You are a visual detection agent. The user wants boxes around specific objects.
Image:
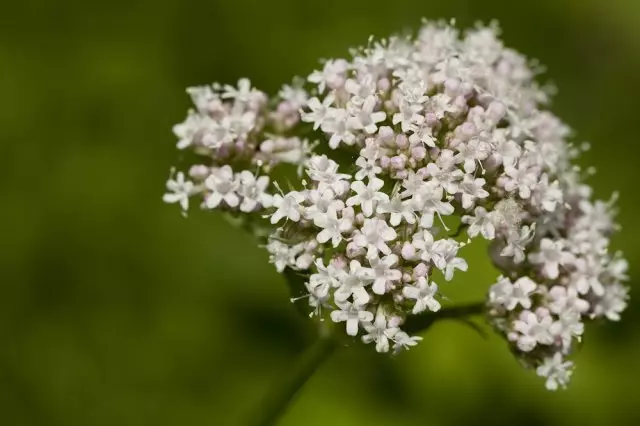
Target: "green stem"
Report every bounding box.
[403,301,486,334]
[248,332,338,426]
[248,301,485,425]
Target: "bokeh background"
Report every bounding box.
[2,0,640,424]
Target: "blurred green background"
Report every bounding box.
[2,0,639,425]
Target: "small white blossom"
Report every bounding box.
[403,277,441,314]
[314,206,353,247]
[529,238,576,280]
[362,311,399,353]
[536,353,574,391]
[369,254,402,295]
[330,301,374,336]
[163,172,194,211]
[511,309,554,352]
[347,177,389,217]
[204,166,240,209]
[270,191,306,224]
[462,206,495,240]
[353,218,397,258]
[489,276,537,311]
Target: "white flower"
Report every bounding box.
[238,171,272,212]
[462,206,495,240]
[353,218,397,258]
[301,95,334,130]
[502,162,539,199]
[536,353,574,391]
[306,155,351,195]
[310,258,346,292]
[489,276,537,311]
[266,239,300,272]
[393,100,424,132]
[369,254,402,295]
[458,176,489,210]
[500,224,535,264]
[431,239,468,281]
[569,256,605,296]
[322,108,356,149]
[547,286,589,315]
[415,182,455,228]
[304,280,332,318]
[492,137,521,167]
[529,238,575,280]
[349,95,386,134]
[355,155,382,180]
[591,282,628,321]
[270,191,306,224]
[532,174,563,212]
[345,75,377,105]
[454,139,490,174]
[403,277,441,314]
[330,301,374,336]
[424,158,464,194]
[221,78,255,103]
[550,311,584,350]
[377,196,417,226]
[204,166,239,209]
[173,112,202,150]
[334,260,374,305]
[362,311,399,353]
[163,172,194,211]
[313,206,353,247]
[392,331,422,353]
[511,309,554,352]
[347,177,389,217]
[308,59,349,92]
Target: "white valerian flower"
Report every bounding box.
[301,95,335,130]
[415,182,455,228]
[536,353,574,391]
[163,172,194,211]
[431,239,468,281]
[462,206,495,240]
[334,260,374,305]
[392,331,423,353]
[500,224,535,264]
[511,309,554,352]
[376,196,417,226]
[313,206,353,247]
[350,96,386,134]
[547,286,589,315]
[205,166,240,209]
[489,276,537,311]
[529,238,575,280]
[167,20,628,390]
[403,277,441,314]
[353,218,397,258]
[347,177,389,217]
[591,282,629,321]
[458,176,489,210]
[238,171,273,212]
[362,310,400,353]
[330,301,374,336]
[270,191,306,224]
[369,254,402,295]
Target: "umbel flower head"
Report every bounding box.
[164,20,629,391]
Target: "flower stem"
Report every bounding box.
[403,301,486,334]
[248,331,338,426]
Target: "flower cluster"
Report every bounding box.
[164,20,628,390]
[163,78,313,215]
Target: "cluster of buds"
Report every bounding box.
[164,20,628,390]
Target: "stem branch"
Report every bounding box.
[248,332,338,426]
